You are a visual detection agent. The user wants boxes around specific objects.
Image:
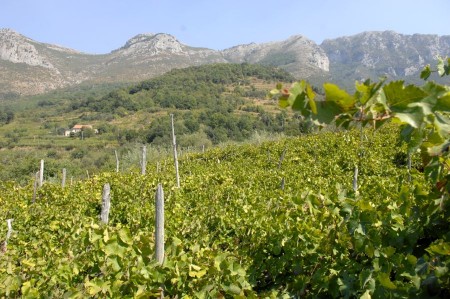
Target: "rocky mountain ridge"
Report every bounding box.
[0,28,449,98]
[321,31,450,84]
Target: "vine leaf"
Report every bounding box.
[323,83,355,112]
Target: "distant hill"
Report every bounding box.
[0,28,449,98]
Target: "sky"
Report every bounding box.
[1,0,450,54]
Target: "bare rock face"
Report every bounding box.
[321,31,450,80]
[0,28,55,69]
[222,35,329,78]
[115,33,185,56]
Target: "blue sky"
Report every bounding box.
[2,0,449,54]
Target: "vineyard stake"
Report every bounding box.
[278,148,287,169]
[155,184,165,265]
[39,159,44,187]
[170,114,180,188]
[353,166,359,192]
[6,219,12,241]
[1,219,13,253]
[101,183,111,224]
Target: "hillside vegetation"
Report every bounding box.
[0,63,298,184]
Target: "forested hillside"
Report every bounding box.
[0,63,298,184]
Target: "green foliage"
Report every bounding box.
[1,125,423,297]
[74,63,294,114]
[0,62,299,183]
[268,57,450,297]
[0,108,14,125]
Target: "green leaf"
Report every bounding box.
[421,65,432,80]
[355,78,384,105]
[426,241,450,255]
[436,91,450,111]
[291,92,307,112]
[104,239,127,257]
[222,283,242,295]
[383,81,426,111]
[393,107,424,128]
[84,280,102,296]
[189,268,207,278]
[324,83,355,111]
[117,227,133,245]
[359,269,374,289]
[279,95,290,108]
[107,256,122,272]
[437,57,445,76]
[314,100,342,125]
[305,82,317,114]
[378,272,397,289]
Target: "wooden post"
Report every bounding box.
[115,150,119,173]
[39,159,44,187]
[278,148,287,169]
[202,144,205,153]
[141,145,147,175]
[170,114,180,188]
[155,184,164,265]
[1,219,13,253]
[353,166,358,192]
[62,168,66,188]
[101,183,111,224]
[280,177,285,190]
[6,219,12,242]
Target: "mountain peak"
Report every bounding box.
[116,32,184,55]
[122,33,157,48]
[0,27,56,69]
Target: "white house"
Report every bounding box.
[64,124,96,137]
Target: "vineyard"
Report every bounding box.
[1,59,450,298]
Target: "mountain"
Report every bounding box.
[222,35,329,78]
[321,30,450,87]
[0,29,228,98]
[1,28,449,98]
